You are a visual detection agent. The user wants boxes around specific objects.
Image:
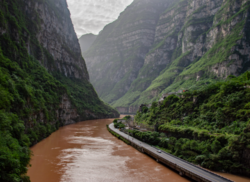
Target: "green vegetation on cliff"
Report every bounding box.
[134,72,250,175]
[125,0,250,110]
[0,0,118,181]
[0,48,61,181]
[84,0,166,107]
[54,73,119,119]
[84,0,250,113]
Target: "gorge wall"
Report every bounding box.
[0,1,120,180]
[83,0,250,114]
[0,0,118,147]
[4,0,118,125]
[0,1,119,180]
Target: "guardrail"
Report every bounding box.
[108,123,234,182]
[150,146,232,182]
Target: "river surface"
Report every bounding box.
[28,118,250,182]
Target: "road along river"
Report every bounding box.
[27,118,250,182]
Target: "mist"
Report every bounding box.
[67,0,133,37]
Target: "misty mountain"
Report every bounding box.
[79,33,97,55]
[84,0,250,113]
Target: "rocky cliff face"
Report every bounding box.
[0,0,119,139]
[79,33,97,56]
[85,0,168,105]
[85,0,250,113]
[25,0,89,79]
[0,0,118,180]
[0,1,113,180]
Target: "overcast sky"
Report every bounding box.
[67,0,133,38]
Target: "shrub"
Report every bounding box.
[134,71,250,173]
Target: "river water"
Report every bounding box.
[28,118,250,182]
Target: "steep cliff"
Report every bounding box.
[85,0,168,108]
[85,0,250,113]
[0,0,118,181]
[79,33,97,55]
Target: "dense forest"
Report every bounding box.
[0,0,118,181]
[133,72,250,175]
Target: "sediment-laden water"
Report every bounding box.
[28,118,250,182]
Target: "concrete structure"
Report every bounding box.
[158,90,183,102]
[109,123,233,182]
[116,106,139,114]
[117,119,126,123]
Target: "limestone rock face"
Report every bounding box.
[85,0,168,104]
[58,94,80,125]
[28,94,79,127]
[25,0,89,79]
[84,0,250,114]
[0,0,119,133]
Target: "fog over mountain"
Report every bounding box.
[67,0,133,37]
[84,0,250,114]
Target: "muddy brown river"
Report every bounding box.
[28,118,250,182]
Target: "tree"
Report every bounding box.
[211,139,222,154]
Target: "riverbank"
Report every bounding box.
[28,118,189,182]
[108,123,233,182]
[106,125,131,145]
[108,123,250,182]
